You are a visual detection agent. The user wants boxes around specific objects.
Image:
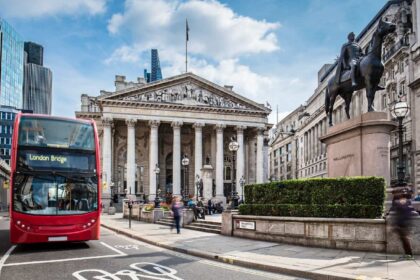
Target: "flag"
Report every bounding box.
[186,19,189,41]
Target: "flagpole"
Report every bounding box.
[185,19,188,73]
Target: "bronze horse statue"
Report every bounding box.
[325,19,396,126]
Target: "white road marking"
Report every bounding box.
[100,241,126,255]
[0,245,16,277]
[73,262,183,280]
[3,241,126,267]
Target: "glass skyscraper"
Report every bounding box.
[144,49,163,83]
[151,49,162,82]
[0,18,24,108]
[23,41,52,115]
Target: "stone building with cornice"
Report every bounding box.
[270,0,420,195]
[76,72,271,206]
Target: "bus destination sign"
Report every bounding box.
[22,152,92,171]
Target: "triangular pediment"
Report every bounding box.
[99,73,269,113]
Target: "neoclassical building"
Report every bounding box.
[270,0,420,196]
[76,73,271,205]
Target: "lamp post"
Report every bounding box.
[391,98,409,187]
[154,164,161,208]
[239,176,245,203]
[229,137,239,209]
[181,154,190,205]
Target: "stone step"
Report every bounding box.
[191,220,221,225]
[190,222,221,229]
[156,221,174,227]
[184,224,221,234]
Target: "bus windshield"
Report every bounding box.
[18,117,95,150]
[13,172,98,215]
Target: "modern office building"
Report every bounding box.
[0,106,19,164]
[0,18,24,109]
[151,49,163,82]
[144,49,163,83]
[269,0,420,197]
[23,42,52,115]
[24,41,43,65]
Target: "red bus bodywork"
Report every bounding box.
[9,113,101,244]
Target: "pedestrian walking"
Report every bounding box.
[392,187,415,260]
[171,196,183,234]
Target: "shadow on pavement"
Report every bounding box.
[13,242,90,255]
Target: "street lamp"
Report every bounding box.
[229,137,239,209]
[154,163,161,208]
[391,98,409,187]
[181,154,190,205]
[239,176,245,203]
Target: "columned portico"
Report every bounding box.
[256,127,264,183]
[172,121,183,196]
[77,73,271,206]
[149,120,160,200]
[215,124,226,201]
[126,118,137,195]
[102,117,112,199]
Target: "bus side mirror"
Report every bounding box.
[3,180,9,189]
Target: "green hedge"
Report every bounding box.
[238,204,383,219]
[240,177,385,218]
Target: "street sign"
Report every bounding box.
[237,220,255,230]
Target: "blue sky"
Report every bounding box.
[0,0,387,123]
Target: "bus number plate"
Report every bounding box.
[48,236,68,242]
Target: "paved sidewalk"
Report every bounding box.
[101,214,420,280]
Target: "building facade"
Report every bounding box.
[151,49,163,82]
[76,73,271,205]
[0,106,19,164]
[0,158,10,211]
[270,0,420,195]
[23,41,52,115]
[0,18,24,108]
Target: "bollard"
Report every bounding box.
[128,200,133,229]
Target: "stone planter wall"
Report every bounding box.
[230,215,387,252]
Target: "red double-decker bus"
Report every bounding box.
[9,114,101,244]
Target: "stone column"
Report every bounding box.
[193,122,204,180]
[308,129,312,161]
[256,127,264,183]
[102,117,113,205]
[126,118,137,195]
[305,131,308,163]
[315,127,318,157]
[236,126,246,197]
[215,124,226,202]
[148,120,160,200]
[172,121,183,196]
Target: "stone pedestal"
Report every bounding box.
[201,165,214,201]
[221,209,238,236]
[320,112,396,186]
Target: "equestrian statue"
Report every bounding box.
[325,18,396,126]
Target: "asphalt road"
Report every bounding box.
[0,217,305,280]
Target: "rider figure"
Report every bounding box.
[337,32,364,87]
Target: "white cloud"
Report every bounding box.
[104,0,317,126]
[107,0,280,61]
[0,0,107,18]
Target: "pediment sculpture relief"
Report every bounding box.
[120,83,249,110]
